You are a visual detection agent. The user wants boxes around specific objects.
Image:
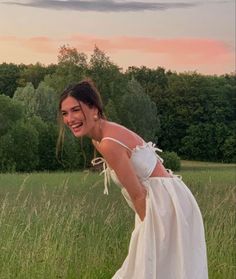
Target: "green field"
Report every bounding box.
[0,161,235,279]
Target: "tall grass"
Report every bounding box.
[181,161,236,279]
[0,172,132,278]
[0,162,235,278]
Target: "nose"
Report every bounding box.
[65,112,75,125]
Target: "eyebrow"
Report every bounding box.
[61,105,81,112]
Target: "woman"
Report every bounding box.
[58,79,208,279]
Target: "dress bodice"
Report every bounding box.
[91,139,163,195]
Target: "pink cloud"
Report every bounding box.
[0,35,56,53]
[69,35,233,66]
[0,36,17,41]
[0,34,234,74]
[22,37,56,53]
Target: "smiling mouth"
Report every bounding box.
[70,122,83,131]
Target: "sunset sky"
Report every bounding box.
[0,0,235,75]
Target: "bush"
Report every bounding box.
[0,133,16,172]
[161,151,181,171]
[31,117,61,171]
[0,121,39,172]
[221,134,236,163]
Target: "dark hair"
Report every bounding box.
[57,78,105,158]
[59,78,105,119]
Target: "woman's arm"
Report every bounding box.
[97,140,147,221]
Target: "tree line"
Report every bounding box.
[0,46,235,172]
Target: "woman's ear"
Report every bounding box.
[93,107,99,120]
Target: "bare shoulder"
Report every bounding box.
[102,121,143,148]
[98,139,128,158]
[98,139,130,170]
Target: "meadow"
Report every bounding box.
[0,161,235,279]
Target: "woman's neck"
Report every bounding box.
[88,118,106,142]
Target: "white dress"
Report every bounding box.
[92,139,208,279]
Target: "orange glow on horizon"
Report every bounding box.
[0,34,234,74]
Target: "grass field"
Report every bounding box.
[0,161,235,279]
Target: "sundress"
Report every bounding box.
[92,139,208,279]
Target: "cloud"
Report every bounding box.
[1,0,200,12]
[0,34,234,74]
[69,35,234,66]
[0,35,57,53]
[0,34,233,65]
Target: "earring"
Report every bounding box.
[94,114,99,121]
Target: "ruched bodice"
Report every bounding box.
[130,141,163,180]
[91,138,163,194]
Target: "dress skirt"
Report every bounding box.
[112,176,208,279]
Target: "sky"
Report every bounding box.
[0,0,235,75]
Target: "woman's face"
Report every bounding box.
[61,96,97,138]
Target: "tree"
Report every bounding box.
[87,46,123,105]
[17,62,57,88]
[31,117,60,170]
[0,94,24,137]
[58,45,88,68]
[105,99,121,123]
[180,123,230,161]
[0,63,23,97]
[118,79,159,141]
[221,134,236,163]
[13,83,36,118]
[45,45,88,94]
[34,81,58,123]
[0,133,16,172]
[0,121,39,172]
[125,66,168,94]
[13,81,58,123]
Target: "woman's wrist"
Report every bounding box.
[133,189,147,221]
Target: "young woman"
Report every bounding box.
[58,79,208,279]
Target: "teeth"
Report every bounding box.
[71,123,82,128]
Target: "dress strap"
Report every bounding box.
[91,157,111,195]
[100,137,132,152]
[144,142,164,163]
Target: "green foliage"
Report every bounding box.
[44,45,88,94]
[13,82,58,123]
[118,78,159,141]
[0,121,39,172]
[149,72,236,160]
[87,46,124,105]
[221,134,236,163]
[17,62,57,88]
[180,123,231,162]
[161,151,181,171]
[105,99,121,123]
[58,45,88,68]
[0,63,22,97]
[125,66,168,92]
[0,47,236,170]
[13,82,36,118]
[0,95,24,137]
[34,82,58,123]
[31,117,61,171]
[0,133,16,172]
